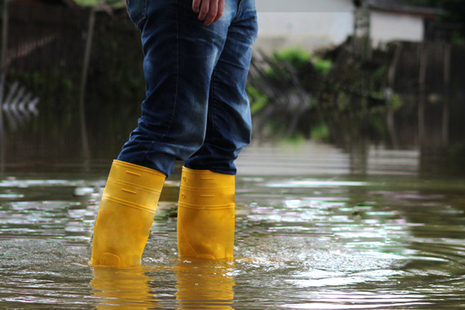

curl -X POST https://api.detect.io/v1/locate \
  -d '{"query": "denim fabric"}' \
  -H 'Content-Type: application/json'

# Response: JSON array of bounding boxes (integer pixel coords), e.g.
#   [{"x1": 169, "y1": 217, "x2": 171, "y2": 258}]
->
[{"x1": 119, "y1": 0, "x2": 258, "y2": 177}]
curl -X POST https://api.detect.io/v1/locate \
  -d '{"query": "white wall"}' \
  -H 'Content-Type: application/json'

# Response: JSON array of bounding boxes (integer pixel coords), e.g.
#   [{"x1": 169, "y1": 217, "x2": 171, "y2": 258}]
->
[
  {"x1": 254, "y1": 0, "x2": 426, "y2": 53},
  {"x1": 255, "y1": 0, "x2": 354, "y2": 53},
  {"x1": 370, "y1": 11, "x2": 424, "y2": 45},
  {"x1": 256, "y1": 12, "x2": 353, "y2": 52}
]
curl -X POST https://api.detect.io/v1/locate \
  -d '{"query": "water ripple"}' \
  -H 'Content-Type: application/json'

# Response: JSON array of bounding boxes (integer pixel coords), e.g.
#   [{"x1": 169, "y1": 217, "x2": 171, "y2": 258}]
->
[{"x1": 1, "y1": 152, "x2": 465, "y2": 308}]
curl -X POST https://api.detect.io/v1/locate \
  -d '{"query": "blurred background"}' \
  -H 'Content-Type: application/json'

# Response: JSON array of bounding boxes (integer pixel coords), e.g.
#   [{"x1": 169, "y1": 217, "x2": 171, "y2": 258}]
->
[
  {"x1": 3, "y1": 2, "x2": 465, "y2": 308},
  {"x1": 0, "y1": 0, "x2": 464, "y2": 175}
]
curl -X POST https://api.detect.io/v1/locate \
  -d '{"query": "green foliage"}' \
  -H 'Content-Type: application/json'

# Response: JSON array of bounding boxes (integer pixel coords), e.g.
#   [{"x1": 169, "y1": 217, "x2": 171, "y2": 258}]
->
[
  {"x1": 272, "y1": 47, "x2": 311, "y2": 69},
  {"x1": 270, "y1": 47, "x2": 332, "y2": 76},
  {"x1": 310, "y1": 124, "x2": 330, "y2": 142},
  {"x1": 313, "y1": 57, "x2": 332, "y2": 76},
  {"x1": 372, "y1": 66, "x2": 387, "y2": 80},
  {"x1": 73, "y1": 0, "x2": 125, "y2": 8},
  {"x1": 246, "y1": 85, "x2": 268, "y2": 114},
  {"x1": 390, "y1": 93, "x2": 403, "y2": 111},
  {"x1": 73, "y1": 0, "x2": 98, "y2": 6},
  {"x1": 247, "y1": 47, "x2": 335, "y2": 140},
  {"x1": 265, "y1": 48, "x2": 312, "y2": 81}
]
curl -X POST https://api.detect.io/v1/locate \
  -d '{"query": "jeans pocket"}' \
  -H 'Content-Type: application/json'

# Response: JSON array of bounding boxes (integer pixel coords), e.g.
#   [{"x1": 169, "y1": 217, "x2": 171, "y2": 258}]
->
[{"x1": 126, "y1": 0, "x2": 147, "y2": 29}]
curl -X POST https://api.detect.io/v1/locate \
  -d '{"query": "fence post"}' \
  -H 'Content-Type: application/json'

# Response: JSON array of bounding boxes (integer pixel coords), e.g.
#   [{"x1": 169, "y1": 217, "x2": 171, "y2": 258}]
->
[
  {"x1": 0, "y1": 74, "x2": 4, "y2": 173},
  {"x1": 78, "y1": 7, "x2": 95, "y2": 171},
  {"x1": 353, "y1": 6, "x2": 371, "y2": 61},
  {"x1": 442, "y1": 43, "x2": 451, "y2": 147},
  {"x1": 418, "y1": 43, "x2": 428, "y2": 149},
  {"x1": 387, "y1": 42, "x2": 402, "y2": 148},
  {"x1": 1, "y1": 0, "x2": 7, "y2": 70},
  {"x1": 0, "y1": 0, "x2": 8, "y2": 173}
]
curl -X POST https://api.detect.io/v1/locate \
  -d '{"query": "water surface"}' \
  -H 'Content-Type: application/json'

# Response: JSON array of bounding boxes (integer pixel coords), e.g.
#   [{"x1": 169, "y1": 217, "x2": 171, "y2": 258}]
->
[{"x1": 1, "y1": 142, "x2": 465, "y2": 309}]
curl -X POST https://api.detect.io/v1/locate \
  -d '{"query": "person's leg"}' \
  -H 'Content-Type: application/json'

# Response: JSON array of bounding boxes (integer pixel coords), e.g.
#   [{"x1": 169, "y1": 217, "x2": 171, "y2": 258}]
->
[
  {"x1": 184, "y1": 0, "x2": 258, "y2": 175},
  {"x1": 92, "y1": 0, "x2": 242, "y2": 267},
  {"x1": 118, "y1": 0, "x2": 241, "y2": 177},
  {"x1": 177, "y1": 0, "x2": 258, "y2": 260}
]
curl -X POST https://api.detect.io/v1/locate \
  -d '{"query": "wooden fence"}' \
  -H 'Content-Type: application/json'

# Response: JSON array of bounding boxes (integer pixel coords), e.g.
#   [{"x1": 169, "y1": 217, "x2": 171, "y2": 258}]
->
[
  {"x1": 249, "y1": 40, "x2": 465, "y2": 151},
  {"x1": 389, "y1": 41, "x2": 465, "y2": 150}
]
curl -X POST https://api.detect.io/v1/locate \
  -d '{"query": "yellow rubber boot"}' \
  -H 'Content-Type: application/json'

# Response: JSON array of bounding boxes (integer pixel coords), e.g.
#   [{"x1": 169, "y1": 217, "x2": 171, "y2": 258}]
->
[
  {"x1": 177, "y1": 167, "x2": 235, "y2": 260},
  {"x1": 91, "y1": 160, "x2": 165, "y2": 267}
]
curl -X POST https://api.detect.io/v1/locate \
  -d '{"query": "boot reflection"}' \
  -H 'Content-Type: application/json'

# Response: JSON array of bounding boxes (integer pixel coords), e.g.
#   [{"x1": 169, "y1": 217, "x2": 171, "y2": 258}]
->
[
  {"x1": 175, "y1": 259, "x2": 235, "y2": 310},
  {"x1": 91, "y1": 266, "x2": 160, "y2": 309}
]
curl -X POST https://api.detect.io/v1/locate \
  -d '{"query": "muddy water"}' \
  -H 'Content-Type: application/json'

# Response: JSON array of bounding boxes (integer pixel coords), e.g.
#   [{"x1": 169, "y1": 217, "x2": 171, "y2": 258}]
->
[{"x1": 1, "y1": 142, "x2": 465, "y2": 309}]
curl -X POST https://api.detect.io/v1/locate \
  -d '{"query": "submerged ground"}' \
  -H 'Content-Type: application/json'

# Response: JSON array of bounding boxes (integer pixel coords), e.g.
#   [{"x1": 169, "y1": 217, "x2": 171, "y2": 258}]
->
[{"x1": 1, "y1": 142, "x2": 465, "y2": 309}]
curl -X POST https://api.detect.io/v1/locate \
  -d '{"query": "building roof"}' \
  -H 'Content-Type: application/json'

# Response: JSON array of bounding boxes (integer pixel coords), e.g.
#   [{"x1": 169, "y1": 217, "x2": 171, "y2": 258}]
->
[{"x1": 364, "y1": 0, "x2": 445, "y2": 18}]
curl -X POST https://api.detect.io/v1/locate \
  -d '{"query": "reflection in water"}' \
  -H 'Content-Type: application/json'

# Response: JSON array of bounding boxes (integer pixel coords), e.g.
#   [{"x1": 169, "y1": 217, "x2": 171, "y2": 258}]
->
[
  {"x1": 90, "y1": 259, "x2": 235, "y2": 310},
  {"x1": 235, "y1": 142, "x2": 420, "y2": 176},
  {"x1": 175, "y1": 259, "x2": 235, "y2": 310},
  {"x1": 91, "y1": 266, "x2": 160, "y2": 309}
]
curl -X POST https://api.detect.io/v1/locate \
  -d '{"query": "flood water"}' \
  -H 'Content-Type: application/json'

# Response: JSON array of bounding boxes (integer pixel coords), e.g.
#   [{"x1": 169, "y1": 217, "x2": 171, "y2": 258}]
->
[{"x1": 1, "y1": 141, "x2": 465, "y2": 309}]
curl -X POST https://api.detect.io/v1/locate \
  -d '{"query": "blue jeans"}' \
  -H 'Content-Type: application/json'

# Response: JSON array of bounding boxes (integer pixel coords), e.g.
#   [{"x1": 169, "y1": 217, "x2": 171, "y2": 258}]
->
[{"x1": 118, "y1": 0, "x2": 258, "y2": 177}]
